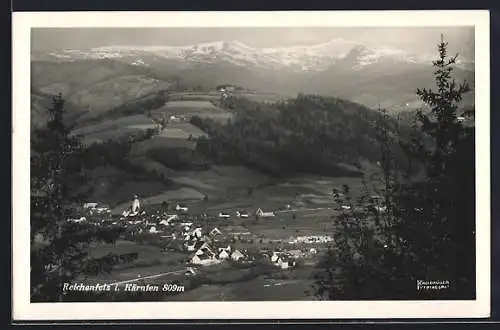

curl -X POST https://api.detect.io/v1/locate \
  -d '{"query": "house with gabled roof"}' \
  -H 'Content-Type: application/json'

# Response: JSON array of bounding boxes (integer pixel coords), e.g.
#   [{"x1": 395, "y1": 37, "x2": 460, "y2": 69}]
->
[
  {"x1": 230, "y1": 249, "x2": 246, "y2": 262},
  {"x1": 210, "y1": 227, "x2": 222, "y2": 236},
  {"x1": 189, "y1": 242, "x2": 220, "y2": 266},
  {"x1": 236, "y1": 210, "x2": 249, "y2": 218},
  {"x1": 256, "y1": 208, "x2": 275, "y2": 217}
]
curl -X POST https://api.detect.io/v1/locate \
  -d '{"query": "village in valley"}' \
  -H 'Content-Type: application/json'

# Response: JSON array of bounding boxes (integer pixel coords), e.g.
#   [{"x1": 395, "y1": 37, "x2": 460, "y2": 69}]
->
[{"x1": 68, "y1": 189, "x2": 352, "y2": 300}]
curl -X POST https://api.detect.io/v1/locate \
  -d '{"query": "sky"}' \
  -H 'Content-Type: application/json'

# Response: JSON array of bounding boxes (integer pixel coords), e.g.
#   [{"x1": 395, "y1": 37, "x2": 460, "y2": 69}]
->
[{"x1": 31, "y1": 27, "x2": 475, "y2": 59}]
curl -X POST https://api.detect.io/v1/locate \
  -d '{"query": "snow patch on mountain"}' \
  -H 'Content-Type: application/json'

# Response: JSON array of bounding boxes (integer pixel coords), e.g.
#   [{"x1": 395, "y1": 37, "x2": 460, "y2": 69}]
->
[{"x1": 35, "y1": 39, "x2": 474, "y2": 72}]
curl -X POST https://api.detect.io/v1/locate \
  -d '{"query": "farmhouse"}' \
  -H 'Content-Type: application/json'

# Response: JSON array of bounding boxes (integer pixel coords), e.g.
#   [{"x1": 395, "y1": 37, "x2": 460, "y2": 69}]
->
[
  {"x1": 190, "y1": 243, "x2": 220, "y2": 266},
  {"x1": 230, "y1": 250, "x2": 246, "y2": 262},
  {"x1": 256, "y1": 208, "x2": 275, "y2": 217},
  {"x1": 280, "y1": 258, "x2": 296, "y2": 269},
  {"x1": 68, "y1": 216, "x2": 87, "y2": 223},
  {"x1": 169, "y1": 115, "x2": 181, "y2": 122},
  {"x1": 83, "y1": 202, "x2": 98, "y2": 209},
  {"x1": 160, "y1": 214, "x2": 178, "y2": 225},
  {"x1": 218, "y1": 212, "x2": 231, "y2": 219},
  {"x1": 218, "y1": 249, "x2": 230, "y2": 260},
  {"x1": 236, "y1": 210, "x2": 249, "y2": 218},
  {"x1": 190, "y1": 252, "x2": 219, "y2": 266},
  {"x1": 176, "y1": 204, "x2": 189, "y2": 212},
  {"x1": 210, "y1": 227, "x2": 222, "y2": 236}
]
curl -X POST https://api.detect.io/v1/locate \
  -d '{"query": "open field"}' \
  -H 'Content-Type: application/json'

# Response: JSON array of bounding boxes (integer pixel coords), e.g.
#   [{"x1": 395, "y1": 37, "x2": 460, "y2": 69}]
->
[
  {"x1": 129, "y1": 136, "x2": 198, "y2": 156},
  {"x1": 73, "y1": 114, "x2": 155, "y2": 134},
  {"x1": 238, "y1": 92, "x2": 287, "y2": 103},
  {"x1": 84, "y1": 165, "x2": 176, "y2": 208},
  {"x1": 158, "y1": 123, "x2": 208, "y2": 139},
  {"x1": 151, "y1": 100, "x2": 234, "y2": 123}
]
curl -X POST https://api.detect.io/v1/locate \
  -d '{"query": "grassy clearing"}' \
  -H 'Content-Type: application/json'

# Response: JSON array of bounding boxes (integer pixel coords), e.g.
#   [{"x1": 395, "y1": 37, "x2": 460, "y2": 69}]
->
[
  {"x1": 162, "y1": 100, "x2": 217, "y2": 109},
  {"x1": 158, "y1": 122, "x2": 208, "y2": 138},
  {"x1": 73, "y1": 114, "x2": 154, "y2": 134},
  {"x1": 130, "y1": 137, "x2": 197, "y2": 156}
]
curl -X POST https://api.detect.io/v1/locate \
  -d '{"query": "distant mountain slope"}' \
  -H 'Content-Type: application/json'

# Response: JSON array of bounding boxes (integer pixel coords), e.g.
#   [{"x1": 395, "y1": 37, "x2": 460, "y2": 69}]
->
[
  {"x1": 31, "y1": 88, "x2": 86, "y2": 129},
  {"x1": 32, "y1": 39, "x2": 474, "y2": 113},
  {"x1": 33, "y1": 38, "x2": 473, "y2": 72},
  {"x1": 31, "y1": 59, "x2": 176, "y2": 116}
]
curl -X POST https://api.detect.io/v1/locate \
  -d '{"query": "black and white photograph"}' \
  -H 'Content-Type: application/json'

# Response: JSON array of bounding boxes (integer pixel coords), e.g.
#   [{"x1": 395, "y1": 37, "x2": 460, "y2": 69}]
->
[{"x1": 13, "y1": 11, "x2": 490, "y2": 320}]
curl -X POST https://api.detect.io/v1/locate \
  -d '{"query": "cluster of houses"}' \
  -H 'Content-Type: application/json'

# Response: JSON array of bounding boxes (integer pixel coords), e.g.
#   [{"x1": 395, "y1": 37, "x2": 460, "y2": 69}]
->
[
  {"x1": 186, "y1": 240, "x2": 250, "y2": 266},
  {"x1": 68, "y1": 196, "x2": 331, "y2": 273},
  {"x1": 288, "y1": 235, "x2": 334, "y2": 245},
  {"x1": 217, "y1": 84, "x2": 236, "y2": 102},
  {"x1": 67, "y1": 202, "x2": 112, "y2": 223}
]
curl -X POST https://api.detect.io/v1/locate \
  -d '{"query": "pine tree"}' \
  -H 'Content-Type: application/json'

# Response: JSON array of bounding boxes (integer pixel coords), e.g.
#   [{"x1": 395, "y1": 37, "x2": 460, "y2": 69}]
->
[
  {"x1": 312, "y1": 35, "x2": 474, "y2": 300},
  {"x1": 396, "y1": 35, "x2": 475, "y2": 297},
  {"x1": 30, "y1": 94, "x2": 137, "y2": 302},
  {"x1": 312, "y1": 106, "x2": 411, "y2": 300}
]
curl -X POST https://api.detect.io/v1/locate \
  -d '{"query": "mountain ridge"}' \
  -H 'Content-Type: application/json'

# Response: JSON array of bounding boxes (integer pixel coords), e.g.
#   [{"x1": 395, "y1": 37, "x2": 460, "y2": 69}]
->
[{"x1": 32, "y1": 38, "x2": 474, "y2": 72}]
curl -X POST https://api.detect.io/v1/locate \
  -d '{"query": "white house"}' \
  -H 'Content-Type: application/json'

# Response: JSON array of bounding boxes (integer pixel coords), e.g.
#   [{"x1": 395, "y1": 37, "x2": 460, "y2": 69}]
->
[
  {"x1": 68, "y1": 217, "x2": 87, "y2": 223},
  {"x1": 236, "y1": 210, "x2": 249, "y2": 218},
  {"x1": 256, "y1": 208, "x2": 275, "y2": 217},
  {"x1": 91, "y1": 207, "x2": 110, "y2": 216},
  {"x1": 340, "y1": 205, "x2": 351, "y2": 210},
  {"x1": 231, "y1": 250, "x2": 245, "y2": 261},
  {"x1": 191, "y1": 227, "x2": 203, "y2": 239},
  {"x1": 457, "y1": 116, "x2": 466, "y2": 122},
  {"x1": 218, "y1": 249, "x2": 230, "y2": 260},
  {"x1": 159, "y1": 219, "x2": 170, "y2": 226},
  {"x1": 274, "y1": 257, "x2": 296, "y2": 270},
  {"x1": 160, "y1": 214, "x2": 178, "y2": 226},
  {"x1": 176, "y1": 204, "x2": 188, "y2": 212},
  {"x1": 194, "y1": 242, "x2": 213, "y2": 256},
  {"x1": 210, "y1": 227, "x2": 222, "y2": 236},
  {"x1": 190, "y1": 253, "x2": 220, "y2": 266},
  {"x1": 170, "y1": 115, "x2": 181, "y2": 122},
  {"x1": 83, "y1": 202, "x2": 98, "y2": 209},
  {"x1": 190, "y1": 244, "x2": 220, "y2": 266},
  {"x1": 218, "y1": 212, "x2": 231, "y2": 219},
  {"x1": 278, "y1": 259, "x2": 290, "y2": 269}
]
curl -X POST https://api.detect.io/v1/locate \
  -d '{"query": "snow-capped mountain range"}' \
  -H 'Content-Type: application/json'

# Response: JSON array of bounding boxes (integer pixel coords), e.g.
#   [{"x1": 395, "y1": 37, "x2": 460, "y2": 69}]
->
[{"x1": 33, "y1": 38, "x2": 473, "y2": 72}]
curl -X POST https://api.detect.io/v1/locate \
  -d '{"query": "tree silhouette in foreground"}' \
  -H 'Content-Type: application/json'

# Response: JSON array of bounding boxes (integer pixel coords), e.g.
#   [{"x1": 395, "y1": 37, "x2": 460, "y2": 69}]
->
[
  {"x1": 30, "y1": 94, "x2": 138, "y2": 302},
  {"x1": 312, "y1": 35, "x2": 475, "y2": 300}
]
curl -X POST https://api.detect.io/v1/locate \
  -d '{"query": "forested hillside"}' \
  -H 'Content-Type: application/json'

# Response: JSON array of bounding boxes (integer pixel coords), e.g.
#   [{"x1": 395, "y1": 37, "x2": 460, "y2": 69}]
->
[{"x1": 191, "y1": 94, "x2": 410, "y2": 178}]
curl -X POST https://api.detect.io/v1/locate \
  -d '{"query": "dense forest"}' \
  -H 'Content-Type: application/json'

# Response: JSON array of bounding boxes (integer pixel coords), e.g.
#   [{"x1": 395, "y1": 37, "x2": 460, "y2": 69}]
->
[{"x1": 191, "y1": 94, "x2": 411, "y2": 178}]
